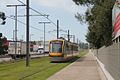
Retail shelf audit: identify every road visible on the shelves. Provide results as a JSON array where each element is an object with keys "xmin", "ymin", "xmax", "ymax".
[
  {"xmin": 0, "ymin": 57, "xmax": 12, "ymax": 62},
  {"xmin": 0, "ymin": 54, "xmax": 48, "ymax": 63}
]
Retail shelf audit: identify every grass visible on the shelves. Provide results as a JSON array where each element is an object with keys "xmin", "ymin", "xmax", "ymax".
[
  {"xmin": 0, "ymin": 50, "xmax": 88, "ymax": 80},
  {"xmin": 78, "ymin": 50, "xmax": 88, "ymax": 57}
]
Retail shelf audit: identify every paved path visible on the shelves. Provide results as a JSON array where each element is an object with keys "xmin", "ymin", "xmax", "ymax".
[{"xmin": 48, "ymin": 52, "xmax": 102, "ymax": 80}]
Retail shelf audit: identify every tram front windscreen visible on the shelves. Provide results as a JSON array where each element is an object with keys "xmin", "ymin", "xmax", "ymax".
[{"xmin": 50, "ymin": 41, "xmax": 63, "ymax": 53}]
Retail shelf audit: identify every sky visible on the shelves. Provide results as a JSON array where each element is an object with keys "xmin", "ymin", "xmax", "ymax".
[{"xmin": 0, "ymin": 0, "xmax": 88, "ymax": 43}]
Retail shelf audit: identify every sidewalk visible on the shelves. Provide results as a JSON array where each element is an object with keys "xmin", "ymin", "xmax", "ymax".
[{"xmin": 48, "ymin": 51, "xmax": 105, "ymax": 80}]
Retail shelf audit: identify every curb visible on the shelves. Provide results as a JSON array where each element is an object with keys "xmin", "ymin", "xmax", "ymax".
[{"xmin": 92, "ymin": 52, "xmax": 114, "ymax": 80}]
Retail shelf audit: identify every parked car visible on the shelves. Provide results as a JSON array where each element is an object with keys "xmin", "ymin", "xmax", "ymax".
[{"xmin": 37, "ymin": 47, "xmax": 44, "ymax": 54}]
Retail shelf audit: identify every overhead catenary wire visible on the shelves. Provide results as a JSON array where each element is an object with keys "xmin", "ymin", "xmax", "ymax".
[
  {"xmin": 7, "ymin": 16, "xmax": 43, "ymax": 31},
  {"xmin": 17, "ymin": 0, "xmax": 57, "ymax": 27},
  {"xmin": 6, "ymin": 16, "xmax": 56, "ymax": 37},
  {"xmin": 17, "ymin": 0, "xmax": 65, "ymax": 39}
]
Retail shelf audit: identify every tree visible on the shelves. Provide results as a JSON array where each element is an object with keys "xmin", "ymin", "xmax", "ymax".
[
  {"xmin": 73, "ymin": 0, "xmax": 115, "ymax": 48},
  {"xmin": 0, "ymin": 12, "xmax": 6, "ymax": 25},
  {"xmin": 0, "ymin": 33, "xmax": 8, "ymax": 55}
]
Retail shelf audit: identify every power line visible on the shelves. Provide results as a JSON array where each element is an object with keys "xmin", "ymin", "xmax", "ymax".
[
  {"xmin": 7, "ymin": 16, "xmax": 56, "ymax": 37},
  {"xmin": 16, "ymin": 0, "xmax": 62, "ymax": 39},
  {"xmin": 17, "ymin": 0, "xmax": 57, "ymax": 26},
  {"xmin": 7, "ymin": 16, "xmax": 43, "ymax": 31}
]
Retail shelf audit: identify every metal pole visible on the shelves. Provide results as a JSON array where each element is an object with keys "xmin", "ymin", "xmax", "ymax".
[
  {"xmin": 14, "ymin": 6, "xmax": 17, "ymax": 59},
  {"xmin": 44, "ymin": 23, "xmax": 45, "ymax": 55},
  {"xmin": 38, "ymin": 22, "xmax": 50, "ymax": 55},
  {"xmin": 68, "ymin": 30, "xmax": 70, "ymax": 42},
  {"xmin": 57, "ymin": 20, "xmax": 59, "ymax": 39},
  {"xmin": 26, "ymin": 0, "xmax": 30, "ymax": 67}
]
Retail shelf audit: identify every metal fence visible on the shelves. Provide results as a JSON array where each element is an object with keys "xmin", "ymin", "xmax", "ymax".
[{"xmin": 94, "ymin": 43, "xmax": 120, "ymax": 80}]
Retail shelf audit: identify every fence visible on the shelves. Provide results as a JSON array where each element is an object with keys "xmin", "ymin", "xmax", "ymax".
[{"xmin": 94, "ymin": 43, "xmax": 120, "ymax": 80}]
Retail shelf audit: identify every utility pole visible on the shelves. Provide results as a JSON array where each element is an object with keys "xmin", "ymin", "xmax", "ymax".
[
  {"xmin": 26, "ymin": 0, "xmax": 29, "ymax": 67},
  {"xmin": 7, "ymin": 4, "xmax": 25, "ymax": 59},
  {"xmin": 57, "ymin": 20, "xmax": 59, "ymax": 39},
  {"xmin": 38, "ymin": 22, "xmax": 50, "ymax": 55},
  {"xmin": 68, "ymin": 30, "xmax": 70, "ymax": 42}
]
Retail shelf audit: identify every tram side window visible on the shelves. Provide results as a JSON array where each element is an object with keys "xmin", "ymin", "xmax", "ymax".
[{"xmin": 65, "ymin": 43, "xmax": 69, "ymax": 51}]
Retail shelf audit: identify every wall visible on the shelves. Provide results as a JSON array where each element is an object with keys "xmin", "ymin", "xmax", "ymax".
[{"xmin": 94, "ymin": 43, "xmax": 120, "ymax": 80}]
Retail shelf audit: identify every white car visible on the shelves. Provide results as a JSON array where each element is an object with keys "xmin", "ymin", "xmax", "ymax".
[{"xmin": 37, "ymin": 48, "xmax": 44, "ymax": 54}]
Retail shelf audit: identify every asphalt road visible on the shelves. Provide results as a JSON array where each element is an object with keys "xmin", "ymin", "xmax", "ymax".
[
  {"xmin": 0, "ymin": 54, "xmax": 48, "ymax": 63},
  {"xmin": 0, "ymin": 57, "xmax": 12, "ymax": 62}
]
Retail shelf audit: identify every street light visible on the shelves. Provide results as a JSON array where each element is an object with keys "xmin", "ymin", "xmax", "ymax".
[{"xmin": 38, "ymin": 22, "xmax": 50, "ymax": 54}]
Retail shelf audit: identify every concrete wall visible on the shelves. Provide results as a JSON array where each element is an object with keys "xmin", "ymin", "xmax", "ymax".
[{"xmin": 94, "ymin": 43, "xmax": 120, "ymax": 80}]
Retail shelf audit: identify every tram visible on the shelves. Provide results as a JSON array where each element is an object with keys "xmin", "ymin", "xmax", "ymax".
[{"xmin": 49, "ymin": 38, "xmax": 78, "ymax": 62}]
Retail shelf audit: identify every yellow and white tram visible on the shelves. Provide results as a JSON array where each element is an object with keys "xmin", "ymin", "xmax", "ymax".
[{"xmin": 49, "ymin": 38, "xmax": 78, "ymax": 62}]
